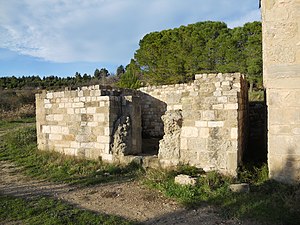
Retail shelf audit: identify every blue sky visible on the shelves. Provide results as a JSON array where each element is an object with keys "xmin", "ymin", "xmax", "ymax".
[{"xmin": 0, "ymin": 0, "xmax": 261, "ymax": 77}]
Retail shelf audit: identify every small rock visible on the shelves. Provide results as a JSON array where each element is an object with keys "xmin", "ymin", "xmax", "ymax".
[
  {"xmin": 174, "ymin": 174, "xmax": 197, "ymax": 186},
  {"xmin": 229, "ymin": 183, "xmax": 250, "ymax": 193}
]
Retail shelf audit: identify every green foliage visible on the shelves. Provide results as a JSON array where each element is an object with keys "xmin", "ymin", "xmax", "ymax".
[
  {"xmin": 0, "ymin": 194, "xmax": 135, "ymax": 225},
  {"xmin": 143, "ymin": 165, "xmax": 300, "ymax": 224},
  {"xmin": 1, "ymin": 21, "xmax": 262, "ymax": 90},
  {"xmin": 0, "ymin": 125, "xmax": 143, "ymax": 185},
  {"xmin": 248, "ymin": 90, "xmax": 264, "ymax": 102},
  {"xmin": 117, "ymin": 71, "xmax": 141, "ymax": 89},
  {"xmin": 116, "ymin": 65, "xmax": 125, "ymax": 76},
  {"xmin": 134, "ymin": 21, "xmax": 262, "ymax": 86},
  {"xmin": 238, "ymin": 163, "xmax": 269, "ymax": 185},
  {"xmin": 0, "ymin": 90, "xmax": 35, "ymax": 111}
]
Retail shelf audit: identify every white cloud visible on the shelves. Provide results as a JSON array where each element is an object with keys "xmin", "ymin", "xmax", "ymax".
[{"xmin": 0, "ymin": 0, "xmax": 260, "ymax": 64}]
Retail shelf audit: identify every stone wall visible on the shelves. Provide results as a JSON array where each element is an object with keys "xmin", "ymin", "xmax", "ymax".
[
  {"xmin": 36, "ymin": 73, "xmax": 248, "ymax": 176},
  {"xmin": 261, "ymin": 0, "xmax": 300, "ymax": 183},
  {"xmin": 139, "ymin": 73, "xmax": 248, "ymax": 175},
  {"xmin": 36, "ymin": 86, "xmax": 142, "ymax": 163}
]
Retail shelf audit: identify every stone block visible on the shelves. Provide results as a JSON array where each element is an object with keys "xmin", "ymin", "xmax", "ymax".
[
  {"xmin": 44, "ymin": 104, "xmax": 52, "ymax": 109},
  {"xmin": 46, "ymin": 93, "xmax": 53, "ymax": 99},
  {"xmin": 180, "ymin": 138, "xmax": 188, "ymax": 149},
  {"xmin": 80, "ymin": 142, "xmax": 95, "ymax": 149},
  {"xmin": 101, "ymin": 153, "xmax": 113, "ymax": 162},
  {"xmin": 214, "ymin": 82, "xmax": 221, "ymax": 87},
  {"xmin": 173, "ymin": 104, "xmax": 182, "ymax": 110},
  {"xmin": 226, "ymin": 152, "xmax": 238, "ymax": 175},
  {"xmin": 223, "ymin": 90, "xmax": 237, "ymax": 96},
  {"xmin": 80, "ymin": 108, "xmax": 87, "ymax": 114},
  {"xmin": 233, "ymin": 83, "xmax": 241, "ymax": 89},
  {"xmin": 268, "ymin": 107, "xmax": 300, "ymax": 125},
  {"xmin": 224, "ymin": 103, "xmax": 238, "ymax": 110},
  {"xmin": 202, "ymin": 110, "xmax": 215, "ymax": 120},
  {"xmin": 195, "ymin": 121, "xmax": 208, "ymax": 127},
  {"xmin": 94, "ymin": 113, "xmax": 105, "ymax": 122},
  {"xmin": 231, "ymin": 128, "xmax": 238, "ymax": 139},
  {"xmin": 222, "ymin": 81, "xmax": 230, "ymax": 86},
  {"xmin": 49, "ymin": 134, "xmax": 63, "ymax": 141},
  {"xmin": 104, "ymin": 127, "xmax": 112, "ymax": 136},
  {"xmin": 95, "ymin": 142, "xmax": 105, "ymax": 150},
  {"xmin": 212, "ymin": 104, "xmax": 224, "ymax": 110},
  {"xmin": 50, "ymin": 125, "xmax": 62, "ymax": 134},
  {"xmin": 87, "ymin": 122, "xmax": 98, "ymax": 127},
  {"xmin": 64, "ymin": 148, "xmax": 76, "ymax": 156},
  {"xmin": 174, "ymin": 174, "xmax": 197, "ymax": 186},
  {"xmin": 199, "ymin": 128, "xmax": 209, "ymax": 138},
  {"xmin": 67, "ymin": 108, "xmax": 74, "ymax": 114},
  {"xmin": 194, "ymin": 74, "xmax": 203, "ymax": 79},
  {"xmin": 229, "ymin": 183, "xmax": 250, "ymax": 193},
  {"xmin": 62, "ymin": 127, "xmax": 69, "ymax": 135},
  {"xmin": 187, "ymin": 138, "xmax": 206, "ymax": 150},
  {"xmin": 97, "ymin": 135, "xmax": 110, "ymax": 143},
  {"xmin": 208, "ymin": 121, "xmax": 224, "ymax": 127},
  {"xmin": 78, "ymin": 90, "xmax": 84, "ymax": 97},
  {"xmin": 181, "ymin": 127, "xmax": 199, "ymax": 137},
  {"xmin": 269, "ymin": 134, "xmax": 300, "ymax": 155},
  {"xmin": 42, "ymin": 125, "xmax": 51, "ymax": 133},
  {"xmin": 70, "ymin": 141, "xmax": 80, "ymax": 148},
  {"xmin": 87, "ymin": 107, "xmax": 97, "ymax": 114},
  {"xmin": 213, "ymin": 90, "xmax": 222, "ymax": 96},
  {"xmin": 65, "ymin": 102, "xmax": 72, "ymax": 108},
  {"xmin": 292, "ymin": 128, "xmax": 300, "ymax": 135},
  {"xmin": 54, "ymin": 114, "xmax": 64, "ymax": 121},
  {"xmin": 72, "ymin": 102, "xmax": 84, "ymax": 108},
  {"xmin": 217, "ymin": 96, "xmax": 228, "ymax": 103}
]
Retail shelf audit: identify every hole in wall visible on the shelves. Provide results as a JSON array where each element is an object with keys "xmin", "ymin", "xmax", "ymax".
[{"xmin": 141, "ymin": 136, "xmax": 162, "ymax": 156}]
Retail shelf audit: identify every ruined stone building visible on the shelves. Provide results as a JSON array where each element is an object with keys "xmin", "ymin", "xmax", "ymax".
[
  {"xmin": 35, "ymin": 0, "xmax": 300, "ymax": 183},
  {"xmin": 36, "ymin": 73, "xmax": 248, "ymax": 176},
  {"xmin": 261, "ymin": 0, "xmax": 300, "ymax": 183}
]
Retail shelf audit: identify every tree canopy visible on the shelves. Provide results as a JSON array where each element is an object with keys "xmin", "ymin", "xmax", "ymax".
[
  {"xmin": 1, "ymin": 21, "xmax": 262, "ymax": 91},
  {"xmin": 132, "ymin": 21, "xmax": 262, "ymax": 87}
]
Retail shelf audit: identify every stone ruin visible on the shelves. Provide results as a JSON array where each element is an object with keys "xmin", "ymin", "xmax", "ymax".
[
  {"xmin": 35, "ymin": 0, "xmax": 300, "ymax": 184},
  {"xmin": 36, "ymin": 73, "xmax": 248, "ymax": 176},
  {"xmin": 261, "ymin": 0, "xmax": 300, "ymax": 183}
]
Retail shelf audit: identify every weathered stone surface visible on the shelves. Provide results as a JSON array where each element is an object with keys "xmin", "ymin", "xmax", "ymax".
[
  {"xmin": 111, "ymin": 116, "xmax": 131, "ymax": 156},
  {"xmin": 229, "ymin": 183, "xmax": 250, "ymax": 193},
  {"xmin": 36, "ymin": 73, "xmax": 247, "ymax": 176},
  {"xmin": 158, "ymin": 110, "xmax": 182, "ymax": 161},
  {"xmin": 262, "ymin": 0, "xmax": 300, "ymax": 183},
  {"xmin": 174, "ymin": 174, "xmax": 197, "ymax": 186}
]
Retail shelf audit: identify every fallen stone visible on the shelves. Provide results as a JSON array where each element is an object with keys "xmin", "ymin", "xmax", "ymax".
[
  {"xmin": 229, "ymin": 183, "xmax": 250, "ymax": 193},
  {"xmin": 174, "ymin": 174, "xmax": 197, "ymax": 186}
]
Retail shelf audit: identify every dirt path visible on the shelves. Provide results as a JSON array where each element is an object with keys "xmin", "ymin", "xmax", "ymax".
[{"xmin": 0, "ymin": 161, "xmax": 262, "ymax": 225}]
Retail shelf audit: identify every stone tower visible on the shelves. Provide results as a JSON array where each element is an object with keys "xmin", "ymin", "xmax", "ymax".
[{"xmin": 261, "ymin": 0, "xmax": 300, "ymax": 183}]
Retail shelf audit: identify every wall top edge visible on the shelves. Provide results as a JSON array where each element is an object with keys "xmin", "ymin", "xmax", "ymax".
[{"xmin": 36, "ymin": 72, "xmax": 245, "ymax": 97}]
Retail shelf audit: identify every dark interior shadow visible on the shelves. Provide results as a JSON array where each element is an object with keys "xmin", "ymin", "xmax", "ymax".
[
  {"xmin": 244, "ymin": 100, "xmax": 267, "ymax": 165},
  {"xmin": 139, "ymin": 92, "xmax": 167, "ymax": 156}
]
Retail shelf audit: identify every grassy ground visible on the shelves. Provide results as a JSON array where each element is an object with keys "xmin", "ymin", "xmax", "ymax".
[
  {"xmin": 0, "ymin": 120, "xmax": 141, "ymax": 224},
  {"xmin": 0, "ymin": 124, "xmax": 142, "ymax": 186},
  {"xmin": 142, "ymin": 166, "xmax": 300, "ymax": 225},
  {"xmin": 1, "ymin": 118, "xmax": 300, "ymax": 225},
  {"xmin": 0, "ymin": 194, "xmax": 135, "ymax": 225}
]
